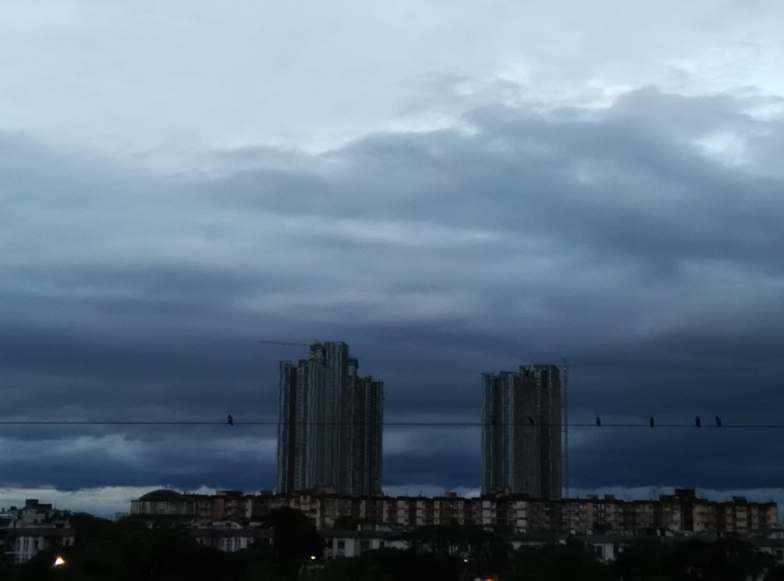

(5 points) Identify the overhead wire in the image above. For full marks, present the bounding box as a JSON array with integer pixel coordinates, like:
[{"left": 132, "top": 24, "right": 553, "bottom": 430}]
[{"left": 0, "top": 420, "right": 781, "bottom": 428}]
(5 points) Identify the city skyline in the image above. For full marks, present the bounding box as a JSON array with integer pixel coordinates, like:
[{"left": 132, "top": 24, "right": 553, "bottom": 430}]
[{"left": 3, "top": 0, "right": 784, "bottom": 517}]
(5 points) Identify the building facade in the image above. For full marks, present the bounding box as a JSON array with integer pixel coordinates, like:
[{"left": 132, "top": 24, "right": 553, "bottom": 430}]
[
  {"left": 324, "top": 527, "right": 784, "bottom": 565},
  {"left": 277, "top": 342, "right": 383, "bottom": 496},
  {"left": 482, "top": 365, "right": 561, "bottom": 498},
  {"left": 0, "top": 499, "right": 74, "bottom": 564},
  {"left": 131, "top": 488, "right": 778, "bottom": 538},
  {"left": 188, "top": 521, "right": 272, "bottom": 552}
]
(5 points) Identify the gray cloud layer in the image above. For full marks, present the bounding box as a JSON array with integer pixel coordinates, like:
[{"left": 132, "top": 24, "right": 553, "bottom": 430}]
[{"left": 2, "top": 86, "right": 784, "bottom": 497}]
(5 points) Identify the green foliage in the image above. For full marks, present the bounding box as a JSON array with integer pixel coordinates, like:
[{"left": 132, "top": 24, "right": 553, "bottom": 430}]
[
  {"left": 5, "top": 514, "right": 272, "bottom": 581},
  {"left": 317, "top": 547, "right": 463, "bottom": 581},
  {"left": 5, "top": 517, "right": 779, "bottom": 581},
  {"left": 61, "top": 514, "right": 243, "bottom": 581},
  {"left": 611, "top": 537, "right": 775, "bottom": 581},
  {"left": 765, "top": 564, "right": 784, "bottom": 581},
  {"left": 508, "top": 540, "right": 609, "bottom": 581},
  {"left": 399, "top": 524, "right": 508, "bottom": 560},
  {"left": 262, "top": 507, "right": 325, "bottom": 579}
]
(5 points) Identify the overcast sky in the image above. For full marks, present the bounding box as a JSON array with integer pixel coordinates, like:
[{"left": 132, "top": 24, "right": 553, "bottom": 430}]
[{"left": 3, "top": 0, "right": 784, "bottom": 517}]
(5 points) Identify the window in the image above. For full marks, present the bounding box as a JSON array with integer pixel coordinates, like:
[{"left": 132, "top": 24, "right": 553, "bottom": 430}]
[{"left": 337, "top": 540, "right": 345, "bottom": 550}]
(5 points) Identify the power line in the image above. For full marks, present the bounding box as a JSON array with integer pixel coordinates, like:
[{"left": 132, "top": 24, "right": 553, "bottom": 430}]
[{"left": 0, "top": 420, "right": 782, "bottom": 428}]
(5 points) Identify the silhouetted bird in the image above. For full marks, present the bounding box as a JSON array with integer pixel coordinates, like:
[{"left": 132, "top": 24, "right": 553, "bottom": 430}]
[
  {"left": 649, "top": 417, "right": 655, "bottom": 428},
  {"left": 695, "top": 416, "right": 701, "bottom": 428},
  {"left": 595, "top": 416, "right": 601, "bottom": 427},
  {"left": 715, "top": 416, "right": 722, "bottom": 427},
  {"left": 227, "top": 415, "right": 234, "bottom": 426},
  {"left": 528, "top": 416, "right": 535, "bottom": 426}
]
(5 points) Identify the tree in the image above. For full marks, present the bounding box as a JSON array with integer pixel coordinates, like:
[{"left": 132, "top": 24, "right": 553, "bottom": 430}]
[
  {"left": 332, "top": 547, "right": 463, "bottom": 581},
  {"left": 399, "top": 524, "right": 506, "bottom": 560},
  {"left": 611, "top": 540, "right": 674, "bottom": 581},
  {"left": 262, "top": 507, "right": 325, "bottom": 579},
  {"left": 41, "top": 513, "right": 242, "bottom": 581},
  {"left": 510, "top": 540, "right": 610, "bottom": 581},
  {"left": 393, "top": 523, "right": 511, "bottom": 581},
  {"left": 611, "top": 538, "right": 776, "bottom": 581}
]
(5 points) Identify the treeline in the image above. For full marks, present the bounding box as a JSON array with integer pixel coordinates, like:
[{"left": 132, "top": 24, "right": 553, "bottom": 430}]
[
  {"left": 2, "top": 507, "right": 322, "bottom": 581},
  {"left": 324, "top": 526, "right": 784, "bottom": 581},
  {"left": 5, "top": 513, "right": 784, "bottom": 581}
]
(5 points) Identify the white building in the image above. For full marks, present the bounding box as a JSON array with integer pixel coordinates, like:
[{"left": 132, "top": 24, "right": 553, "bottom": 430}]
[
  {"left": 322, "top": 525, "right": 408, "bottom": 558},
  {"left": 187, "top": 521, "right": 272, "bottom": 552},
  {"left": 2, "top": 519, "right": 75, "bottom": 564}
]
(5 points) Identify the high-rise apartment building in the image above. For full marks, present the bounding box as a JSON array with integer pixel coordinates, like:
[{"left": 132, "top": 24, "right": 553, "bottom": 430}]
[
  {"left": 277, "top": 342, "right": 383, "bottom": 496},
  {"left": 481, "top": 365, "right": 561, "bottom": 499}
]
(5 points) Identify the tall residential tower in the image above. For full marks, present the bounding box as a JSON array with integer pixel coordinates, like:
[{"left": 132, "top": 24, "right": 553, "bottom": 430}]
[
  {"left": 277, "top": 342, "right": 383, "bottom": 496},
  {"left": 481, "top": 364, "right": 561, "bottom": 499}
]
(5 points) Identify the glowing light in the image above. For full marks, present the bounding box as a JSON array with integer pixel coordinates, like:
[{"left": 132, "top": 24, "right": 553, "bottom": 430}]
[
  {"left": 53, "top": 556, "right": 66, "bottom": 566},
  {"left": 310, "top": 555, "right": 316, "bottom": 560}
]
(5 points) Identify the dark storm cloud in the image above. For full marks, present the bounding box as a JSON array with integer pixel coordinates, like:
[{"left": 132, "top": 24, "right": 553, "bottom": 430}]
[
  {"left": 384, "top": 427, "right": 480, "bottom": 489},
  {"left": 2, "top": 86, "right": 784, "bottom": 496},
  {"left": 574, "top": 426, "right": 784, "bottom": 490},
  {"left": 0, "top": 432, "right": 278, "bottom": 491}
]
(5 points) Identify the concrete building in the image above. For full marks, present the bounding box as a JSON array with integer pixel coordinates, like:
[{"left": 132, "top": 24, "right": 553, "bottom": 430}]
[
  {"left": 323, "top": 524, "right": 408, "bottom": 558},
  {"left": 277, "top": 342, "right": 383, "bottom": 496},
  {"left": 0, "top": 499, "right": 74, "bottom": 564},
  {"left": 482, "top": 365, "right": 562, "bottom": 498},
  {"left": 125, "top": 488, "right": 783, "bottom": 564},
  {"left": 188, "top": 521, "right": 272, "bottom": 552},
  {"left": 130, "top": 489, "right": 253, "bottom": 521},
  {"left": 3, "top": 521, "right": 75, "bottom": 564},
  {"left": 130, "top": 489, "right": 198, "bottom": 517},
  {"left": 129, "top": 488, "right": 778, "bottom": 539}
]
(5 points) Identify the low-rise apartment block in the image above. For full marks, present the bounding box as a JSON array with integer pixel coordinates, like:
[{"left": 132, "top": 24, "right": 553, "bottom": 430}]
[{"left": 131, "top": 487, "right": 778, "bottom": 537}]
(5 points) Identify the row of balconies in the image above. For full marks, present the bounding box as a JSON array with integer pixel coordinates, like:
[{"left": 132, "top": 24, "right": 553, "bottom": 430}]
[{"left": 164, "top": 494, "right": 778, "bottom": 536}]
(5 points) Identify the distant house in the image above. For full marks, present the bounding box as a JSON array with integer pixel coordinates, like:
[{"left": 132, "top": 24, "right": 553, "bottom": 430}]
[
  {"left": 0, "top": 499, "right": 74, "bottom": 564},
  {"left": 187, "top": 521, "right": 272, "bottom": 552}
]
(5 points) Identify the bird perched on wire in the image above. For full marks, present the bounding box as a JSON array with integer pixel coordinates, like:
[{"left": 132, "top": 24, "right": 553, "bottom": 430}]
[
  {"left": 227, "top": 415, "right": 234, "bottom": 426},
  {"left": 715, "top": 416, "right": 722, "bottom": 427},
  {"left": 649, "top": 417, "right": 655, "bottom": 428},
  {"left": 695, "top": 416, "right": 701, "bottom": 428},
  {"left": 595, "top": 416, "right": 601, "bottom": 427}
]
